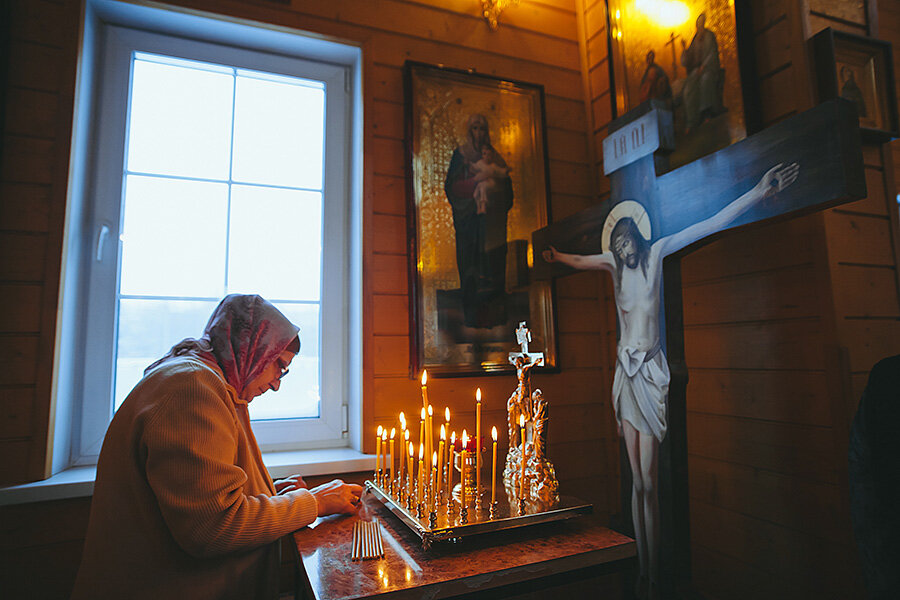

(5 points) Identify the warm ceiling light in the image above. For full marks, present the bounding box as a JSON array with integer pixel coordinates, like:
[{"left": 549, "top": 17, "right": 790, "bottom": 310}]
[
  {"left": 482, "top": 0, "right": 520, "bottom": 31},
  {"left": 634, "top": 0, "right": 691, "bottom": 29}
]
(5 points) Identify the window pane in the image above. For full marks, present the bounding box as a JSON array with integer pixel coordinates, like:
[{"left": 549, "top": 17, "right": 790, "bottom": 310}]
[
  {"left": 115, "top": 298, "right": 219, "bottom": 410},
  {"left": 231, "top": 74, "right": 325, "bottom": 189},
  {"left": 248, "top": 302, "right": 320, "bottom": 420},
  {"left": 120, "top": 175, "right": 228, "bottom": 297},
  {"left": 227, "top": 185, "right": 322, "bottom": 301},
  {"left": 127, "top": 56, "right": 234, "bottom": 179}
]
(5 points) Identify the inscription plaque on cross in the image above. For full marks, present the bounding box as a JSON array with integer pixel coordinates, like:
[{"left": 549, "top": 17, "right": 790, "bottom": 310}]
[{"left": 533, "top": 98, "right": 865, "bottom": 598}]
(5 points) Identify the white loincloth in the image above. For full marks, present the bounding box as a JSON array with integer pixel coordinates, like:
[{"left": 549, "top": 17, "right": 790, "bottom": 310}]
[{"left": 612, "top": 344, "right": 670, "bottom": 442}]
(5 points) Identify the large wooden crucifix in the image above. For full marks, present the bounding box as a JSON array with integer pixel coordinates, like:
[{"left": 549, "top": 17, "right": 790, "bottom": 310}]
[{"left": 532, "top": 98, "right": 865, "bottom": 599}]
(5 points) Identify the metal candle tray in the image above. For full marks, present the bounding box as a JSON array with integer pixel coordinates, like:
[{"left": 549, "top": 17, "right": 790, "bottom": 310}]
[{"left": 364, "top": 481, "right": 592, "bottom": 550}]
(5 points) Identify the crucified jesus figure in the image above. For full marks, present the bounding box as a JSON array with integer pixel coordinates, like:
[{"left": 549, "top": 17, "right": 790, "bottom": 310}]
[{"left": 543, "top": 162, "right": 799, "bottom": 599}]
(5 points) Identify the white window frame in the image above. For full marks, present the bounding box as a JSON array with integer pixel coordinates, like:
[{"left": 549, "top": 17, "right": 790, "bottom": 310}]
[{"left": 52, "top": 0, "right": 363, "bottom": 470}]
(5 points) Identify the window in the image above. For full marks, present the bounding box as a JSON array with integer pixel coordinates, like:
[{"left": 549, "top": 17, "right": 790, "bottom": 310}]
[{"left": 54, "top": 1, "right": 362, "bottom": 468}]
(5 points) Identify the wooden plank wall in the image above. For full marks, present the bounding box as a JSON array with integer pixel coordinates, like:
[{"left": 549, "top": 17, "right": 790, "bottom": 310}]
[
  {"left": 681, "top": 1, "right": 899, "bottom": 598},
  {"left": 0, "top": 1, "right": 625, "bottom": 598},
  {"left": 0, "top": 0, "right": 80, "bottom": 485}
]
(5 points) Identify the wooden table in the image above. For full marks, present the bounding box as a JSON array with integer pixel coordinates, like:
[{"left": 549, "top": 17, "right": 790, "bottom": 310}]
[{"left": 291, "top": 502, "right": 636, "bottom": 600}]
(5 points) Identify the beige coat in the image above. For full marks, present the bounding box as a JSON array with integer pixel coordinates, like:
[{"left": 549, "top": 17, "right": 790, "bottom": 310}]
[{"left": 71, "top": 356, "right": 318, "bottom": 600}]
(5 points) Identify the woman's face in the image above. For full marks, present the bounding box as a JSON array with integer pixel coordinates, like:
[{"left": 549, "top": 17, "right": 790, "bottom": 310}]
[
  {"left": 469, "top": 120, "right": 487, "bottom": 147},
  {"left": 242, "top": 349, "right": 296, "bottom": 400}
]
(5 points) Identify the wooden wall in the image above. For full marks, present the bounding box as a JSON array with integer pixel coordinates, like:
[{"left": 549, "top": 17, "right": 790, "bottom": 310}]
[
  {"left": 0, "top": 0, "right": 80, "bottom": 485},
  {"left": 681, "top": 1, "right": 900, "bottom": 598}
]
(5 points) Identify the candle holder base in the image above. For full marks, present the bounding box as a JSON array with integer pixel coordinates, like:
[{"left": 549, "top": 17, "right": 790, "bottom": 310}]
[
  {"left": 460, "top": 504, "right": 469, "bottom": 525},
  {"left": 489, "top": 501, "right": 499, "bottom": 520},
  {"left": 429, "top": 510, "right": 437, "bottom": 529},
  {"left": 518, "top": 498, "right": 525, "bottom": 516}
]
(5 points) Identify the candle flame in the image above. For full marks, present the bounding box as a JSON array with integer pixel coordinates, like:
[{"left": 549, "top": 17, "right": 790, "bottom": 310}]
[
  {"left": 382, "top": 429, "right": 387, "bottom": 440},
  {"left": 409, "top": 442, "right": 414, "bottom": 457},
  {"left": 428, "top": 404, "right": 433, "bottom": 416},
  {"left": 421, "top": 370, "right": 427, "bottom": 386},
  {"left": 476, "top": 388, "right": 482, "bottom": 402},
  {"left": 519, "top": 414, "right": 525, "bottom": 427},
  {"left": 440, "top": 424, "right": 446, "bottom": 440},
  {"left": 462, "top": 429, "right": 468, "bottom": 446},
  {"left": 432, "top": 451, "right": 437, "bottom": 466},
  {"left": 419, "top": 443, "right": 424, "bottom": 459},
  {"left": 405, "top": 429, "right": 410, "bottom": 440},
  {"left": 492, "top": 426, "right": 498, "bottom": 441},
  {"left": 377, "top": 425, "right": 383, "bottom": 436},
  {"left": 445, "top": 407, "right": 450, "bottom": 421},
  {"left": 451, "top": 430, "right": 456, "bottom": 443},
  {"left": 399, "top": 411, "right": 405, "bottom": 424},
  {"left": 390, "top": 427, "right": 396, "bottom": 439},
  {"left": 420, "top": 407, "right": 426, "bottom": 420}
]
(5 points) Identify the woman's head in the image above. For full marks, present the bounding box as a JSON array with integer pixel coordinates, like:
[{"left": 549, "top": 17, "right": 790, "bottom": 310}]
[
  {"left": 203, "top": 295, "right": 300, "bottom": 400},
  {"left": 147, "top": 294, "right": 300, "bottom": 401},
  {"left": 467, "top": 114, "right": 490, "bottom": 149}
]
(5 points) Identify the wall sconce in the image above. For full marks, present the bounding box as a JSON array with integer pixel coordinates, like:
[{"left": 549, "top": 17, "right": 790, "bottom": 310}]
[{"left": 482, "top": 0, "right": 520, "bottom": 31}]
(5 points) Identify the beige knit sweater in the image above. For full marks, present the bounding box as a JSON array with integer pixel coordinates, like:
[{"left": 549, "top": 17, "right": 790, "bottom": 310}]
[{"left": 71, "top": 356, "right": 318, "bottom": 600}]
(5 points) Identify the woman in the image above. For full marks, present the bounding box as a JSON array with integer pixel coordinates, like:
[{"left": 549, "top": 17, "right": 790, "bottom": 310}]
[
  {"left": 72, "top": 294, "right": 362, "bottom": 600},
  {"left": 444, "top": 113, "right": 514, "bottom": 328}
]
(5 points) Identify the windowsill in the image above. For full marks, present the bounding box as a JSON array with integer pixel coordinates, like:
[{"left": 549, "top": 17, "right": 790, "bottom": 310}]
[{"left": 0, "top": 448, "right": 375, "bottom": 506}]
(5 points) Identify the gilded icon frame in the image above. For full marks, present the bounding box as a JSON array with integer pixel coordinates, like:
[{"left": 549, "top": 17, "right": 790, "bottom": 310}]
[
  {"left": 606, "top": 0, "right": 756, "bottom": 170},
  {"left": 403, "top": 62, "right": 557, "bottom": 377}
]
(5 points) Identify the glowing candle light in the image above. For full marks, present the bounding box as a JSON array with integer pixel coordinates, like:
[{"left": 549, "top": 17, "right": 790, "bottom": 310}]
[
  {"left": 418, "top": 443, "right": 425, "bottom": 508},
  {"left": 407, "top": 442, "right": 414, "bottom": 497},
  {"left": 419, "top": 407, "right": 425, "bottom": 458},
  {"left": 376, "top": 425, "right": 383, "bottom": 475},
  {"left": 421, "top": 370, "right": 429, "bottom": 409},
  {"left": 461, "top": 429, "right": 469, "bottom": 507},
  {"left": 427, "top": 404, "right": 434, "bottom": 475},
  {"left": 444, "top": 408, "right": 451, "bottom": 484},
  {"left": 431, "top": 451, "right": 438, "bottom": 511},
  {"left": 438, "top": 425, "right": 446, "bottom": 502},
  {"left": 448, "top": 430, "right": 456, "bottom": 500},
  {"left": 491, "top": 426, "right": 498, "bottom": 504},
  {"left": 390, "top": 428, "right": 396, "bottom": 486},
  {"left": 403, "top": 429, "right": 410, "bottom": 492},
  {"left": 476, "top": 388, "right": 482, "bottom": 498},
  {"left": 519, "top": 414, "right": 526, "bottom": 502}
]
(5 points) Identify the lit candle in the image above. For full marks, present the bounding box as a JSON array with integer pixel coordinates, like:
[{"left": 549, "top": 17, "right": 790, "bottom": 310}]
[
  {"left": 491, "top": 426, "right": 498, "bottom": 504},
  {"left": 376, "top": 425, "right": 383, "bottom": 475},
  {"left": 419, "top": 407, "right": 425, "bottom": 458},
  {"left": 427, "top": 404, "right": 434, "bottom": 475},
  {"left": 407, "top": 442, "right": 414, "bottom": 497},
  {"left": 444, "top": 407, "right": 450, "bottom": 473},
  {"left": 438, "top": 425, "right": 446, "bottom": 500},
  {"left": 431, "top": 451, "right": 438, "bottom": 511},
  {"left": 403, "top": 429, "right": 410, "bottom": 492},
  {"left": 461, "top": 430, "right": 469, "bottom": 507},
  {"left": 382, "top": 429, "right": 388, "bottom": 482},
  {"left": 421, "top": 370, "right": 429, "bottom": 410},
  {"left": 390, "top": 428, "right": 396, "bottom": 486},
  {"left": 418, "top": 443, "right": 425, "bottom": 508},
  {"left": 519, "top": 414, "right": 526, "bottom": 501},
  {"left": 476, "top": 388, "right": 482, "bottom": 497},
  {"left": 448, "top": 430, "right": 456, "bottom": 500}
]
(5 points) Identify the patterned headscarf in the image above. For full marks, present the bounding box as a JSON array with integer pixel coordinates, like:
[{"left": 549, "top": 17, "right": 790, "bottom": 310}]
[{"left": 145, "top": 294, "right": 300, "bottom": 398}]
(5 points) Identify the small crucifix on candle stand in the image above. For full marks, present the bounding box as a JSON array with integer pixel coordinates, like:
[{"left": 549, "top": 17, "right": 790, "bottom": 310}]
[{"left": 503, "top": 321, "right": 559, "bottom": 512}]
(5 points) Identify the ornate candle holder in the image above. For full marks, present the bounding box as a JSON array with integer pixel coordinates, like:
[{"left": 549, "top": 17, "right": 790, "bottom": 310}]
[
  {"left": 503, "top": 326, "right": 559, "bottom": 512},
  {"left": 452, "top": 451, "right": 477, "bottom": 505}
]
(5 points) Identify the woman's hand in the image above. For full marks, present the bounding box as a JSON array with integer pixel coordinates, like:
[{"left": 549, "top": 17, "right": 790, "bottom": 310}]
[
  {"left": 310, "top": 479, "right": 364, "bottom": 516},
  {"left": 274, "top": 474, "right": 308, "bottom": 495}
]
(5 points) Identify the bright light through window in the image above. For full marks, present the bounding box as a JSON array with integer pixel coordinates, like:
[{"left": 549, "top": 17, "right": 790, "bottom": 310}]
[{"left": 115, "top": 52, "right": 326, "bottom": 422}]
